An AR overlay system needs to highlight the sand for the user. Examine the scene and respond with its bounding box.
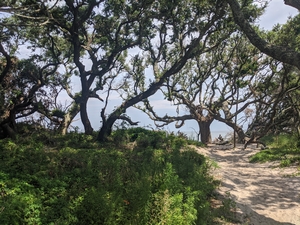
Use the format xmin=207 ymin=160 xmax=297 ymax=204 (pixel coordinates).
xmin=195 ymin=144 xmax=300 ymax=225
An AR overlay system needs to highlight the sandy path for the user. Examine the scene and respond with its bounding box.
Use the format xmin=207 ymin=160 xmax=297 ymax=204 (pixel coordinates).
xmin=196 ymin=144 xmax=300 ymax=225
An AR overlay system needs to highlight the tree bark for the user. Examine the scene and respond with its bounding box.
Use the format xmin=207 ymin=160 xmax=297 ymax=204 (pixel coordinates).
xmin=80 ymin=101 xmax=93 ymax=135
xmin=284 ymin=0 xmax=300 ymax=10
xmin=97 ymin=116 xmax=117 ymax=141
xmin=59 ymin=103 xmax=80 ymax=135
xmin=1 ymin=110 xmax=17 ymax=139
xmin=1 ymin=123 xmax=16 ymax=139
xmin=198 ymin=120 xmax=212 ymax=144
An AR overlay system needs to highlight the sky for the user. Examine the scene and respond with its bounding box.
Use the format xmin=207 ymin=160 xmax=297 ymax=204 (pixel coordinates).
xmin=49 ymin=1 xmax=300 ymax=139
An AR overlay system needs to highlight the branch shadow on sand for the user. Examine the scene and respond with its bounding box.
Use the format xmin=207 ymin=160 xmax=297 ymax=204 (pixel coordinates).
xmin=234 ymin=201 xmax=296 ymax=225
xmin=214 ymin=183 xmax=297 ymax=225
xmin=202 ymin=144 xmax=300 ymax=225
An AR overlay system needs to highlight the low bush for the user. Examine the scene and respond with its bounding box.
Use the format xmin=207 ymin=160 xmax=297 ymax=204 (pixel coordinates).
xmin=0 ymin=128 xmax=218 ymax=224
xmin=250 ymin=133 xmax=300 ymax=167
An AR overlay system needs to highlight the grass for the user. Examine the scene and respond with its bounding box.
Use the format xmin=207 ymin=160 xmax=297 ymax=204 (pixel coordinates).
xmin=0 ymin=127 xmax=235 ymax=224
xmin=249 ymin=133 xmax=300 ymax=167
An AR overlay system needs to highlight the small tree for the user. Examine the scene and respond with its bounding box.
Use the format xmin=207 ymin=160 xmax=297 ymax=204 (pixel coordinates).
xmin=0 ymin=1 xmax=78 ymax=137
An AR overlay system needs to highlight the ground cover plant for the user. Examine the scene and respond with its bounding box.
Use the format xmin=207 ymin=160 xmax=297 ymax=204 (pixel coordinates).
xmin=250 ymin=134 xmax=300 ymax=167
xmin=0 ymin=127 xmax=227 ymax=224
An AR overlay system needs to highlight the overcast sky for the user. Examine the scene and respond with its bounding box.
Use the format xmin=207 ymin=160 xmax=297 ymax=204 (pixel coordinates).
xmin=69 ymin=0 xmax=299 ymax=139
xmin=259 ymin=0 xmax=298 ymax=30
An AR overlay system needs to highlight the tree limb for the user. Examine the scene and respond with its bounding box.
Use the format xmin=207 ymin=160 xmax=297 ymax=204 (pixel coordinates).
xmin=140 ymin=99 xmax=194 ymax=128
xmin=226 ymin=0 xmax=300 ymax=70
xmin=284 ymin=0 xmax=300 ymax=10
xmin=118 ymin=115 xmax=139 ymax=126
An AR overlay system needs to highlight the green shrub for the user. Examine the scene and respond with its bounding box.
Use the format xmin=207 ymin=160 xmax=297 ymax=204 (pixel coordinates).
xmin=187 ymin=139 xmax=206 ymax=147
xmin=0 ymin=129 xmax=216 ymax=224
xmin=250 ymin=133 xmax=300 ymax=167
xmin=261 ymin=133 xmax=299 ymax=149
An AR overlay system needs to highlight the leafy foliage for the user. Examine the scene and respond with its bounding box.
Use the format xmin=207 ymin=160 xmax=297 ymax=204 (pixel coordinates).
xmin=0 ymin=128 xmax=221 ymax=224
xmin=250 ymin=134 xmax=300 ymax=167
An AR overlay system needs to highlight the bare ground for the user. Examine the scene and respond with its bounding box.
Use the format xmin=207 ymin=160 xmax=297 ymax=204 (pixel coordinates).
xmin=195 ymin=144 xmax=300 ymax=225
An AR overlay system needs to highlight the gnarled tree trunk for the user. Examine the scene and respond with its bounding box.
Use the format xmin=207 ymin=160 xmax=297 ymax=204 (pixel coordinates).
xmin=0 ymin=110 xmax=17 ymax=139
xmin=97 ymin=116 xmax=116 ymax=142
xmin=1 ymin=123 xmax=16 ymax=139
xmin=59 ymin=103 xmax=80 ymax=135
xmin=198 ymin=120 xmax=213 ymax=144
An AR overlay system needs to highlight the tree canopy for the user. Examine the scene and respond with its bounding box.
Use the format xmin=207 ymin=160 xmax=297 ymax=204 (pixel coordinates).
xmin=0 ymin=0 xmax=299 ymax=144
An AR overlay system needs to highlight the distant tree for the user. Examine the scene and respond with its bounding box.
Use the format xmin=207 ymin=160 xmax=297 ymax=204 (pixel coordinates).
xmin=5 ymin=0 xmax=298 ymax=144
xmin=241 ymin=10 xmax=300 ymax=142
xmin=115 ymin=0 xmax=239 ymax=143
xmin=246 ymin=63 xmax=300 ymax=142
xmin=1 ymin=0 xmax=233 ymax=140
xmin=0 ymin=2 xmax=75 ymax=137
xmin=0 ymin=54 xmax=60 ymax=138
xmin=139 ymin=33 xmax=266 ymax=145
xmin=211 ymin=45 xmax=300 ymax=147
xmin=141 ymin=1 xmax=300 ymax=145
xmin=94 ymin=0 xmax=235 ymax=141
xmin=0 ymin=0 xmax=148 ymax=135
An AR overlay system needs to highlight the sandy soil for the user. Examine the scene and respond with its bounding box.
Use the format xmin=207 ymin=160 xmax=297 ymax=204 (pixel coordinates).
xmin=195 ymin=144 xmax=300 ymax=225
